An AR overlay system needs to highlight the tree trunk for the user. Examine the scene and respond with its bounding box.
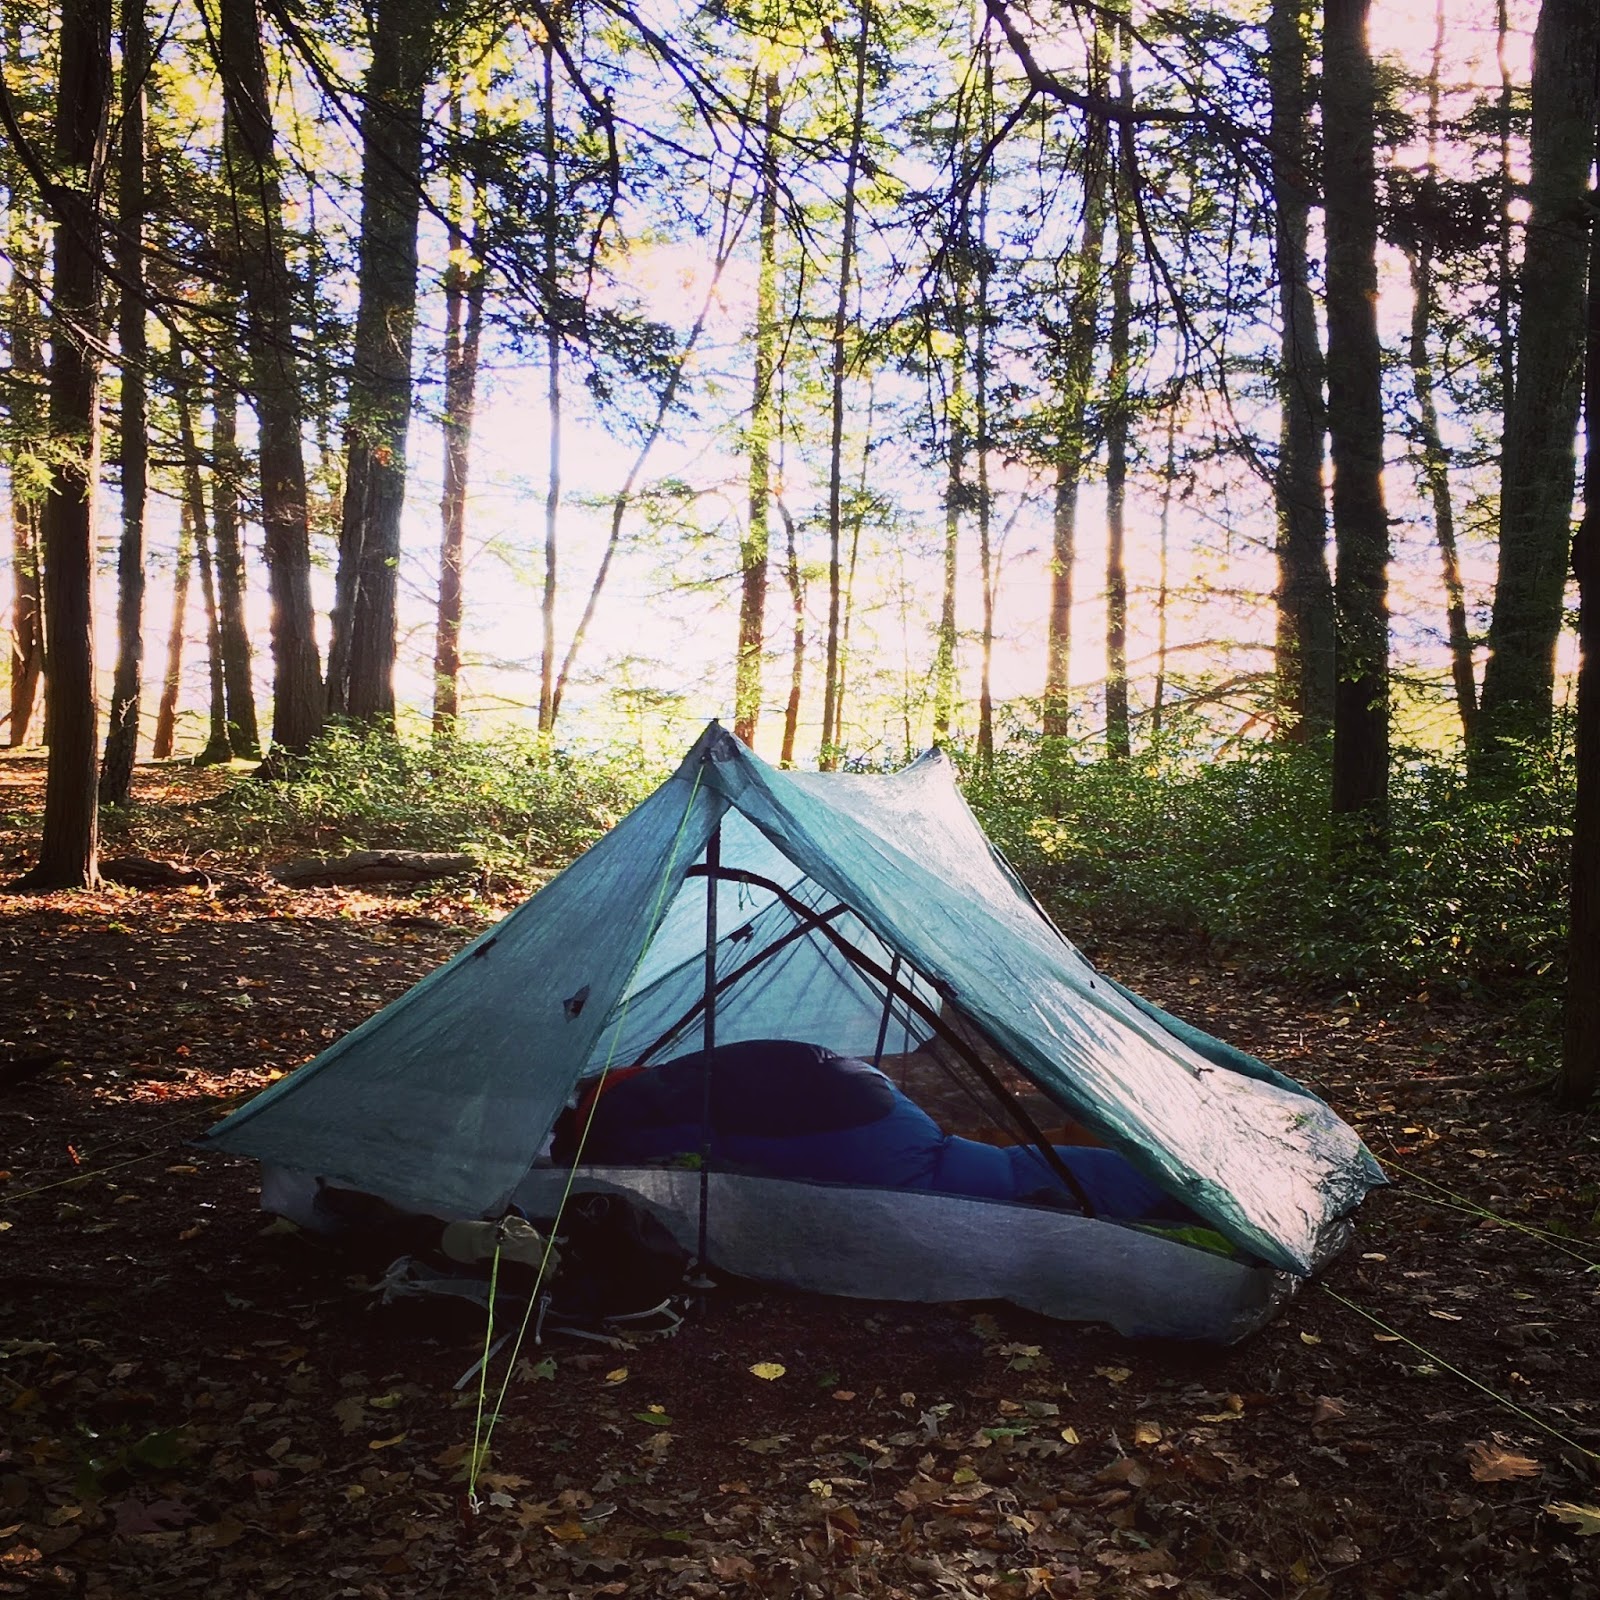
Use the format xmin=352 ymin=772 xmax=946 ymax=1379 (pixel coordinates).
xmin=538 ymin=33 xmax=561 ymax=735
xmin=331 ymin=0 xmax=436 ymax=726
xmin=180 ymin=373 xmax=232 ymax=764
xmin=778 ymin=495 xmax=803 ymax=768
xmin=1151 ymin=399 xmax=1179 ymax=739
xmin=210 ymin=372 xmax=259 ymax=757
xmin=735 ymin=70 xmax=780 ymax=748
xmin=1494 ymin=0 xmax=1516 ymax=425
xmin=819 ymin=0 xmax=871 ymax=770
xmin=152 ymin=494 xmax=195 ymax=761
xmin=975 ymin=43 xmax=996 ymax=770
xmin=833 ymin=389 xmax=875 ymax=753
xmin=100 ymin=0 xmax=148 ymax=806
xmin=1043 ymin=47 xmax=1111 ymax=740
xmin=1268 ymin=0 xmax=1335 ymax=741
xmin=432 ymin=88 xmax=486 ymax=739
xmin=1561 ymin=154 xmax=1600 ymax=1109
xmin=550 ymin=218 xmax=743 ymax=729
xmin=5 ymin=197 xmax=46 ymax=748
xmin=1103 ymin=62 xmax=1135 ymax=763
xmin=933 ymin=296 xmax=966 ymax=747
xmin=217 ymin=0 xmax=321 ymax=757
xmin=1476 ymin=0 xmax=1599 ymax=765
xmin=1323 ymin=0 xmax=1391 ymax=843
xmin=15 ymin=0 xmax=113 ymax=890
xmin=1405 ymin=1 xmax=1476 ymax=746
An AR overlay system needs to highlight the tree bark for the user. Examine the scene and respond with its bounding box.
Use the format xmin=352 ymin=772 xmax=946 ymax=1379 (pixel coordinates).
xmin=209 ymin=371 xmax=259 ymax=757
xmin=180 ymin=372 xmax=232 ymax=764
xmin=975 ymin=41 xmax=996 ymax=769
xmin=933 ymin=287 xmax=966 ymax=747
xmin=778 ymin=494 xmax=803 ymax=768
xmin=152 ymin=490 xmax=195 ymax=761
xmin=1043 ymin=45 xmax=1110 ymax=741
xmin=15 ymin=0 xmax=113 ymax=890
xmin=1476 ymin=0 xmax=1599 ymax=765
xmin=1151 ymin=398 xmax=1179 ymax=739
xmin=1103 ymin=61 xmax=1135 ymax=763
xmin=1268 ymin=0 xmax=1335 ymax=740
xmin=1405 ymin=0 xmax=1475 ymax=746
xmin=537 ymin=32 xmax=561 ymax=735
xmin=217 ymin=0 xmax=321 ymax=757
xmin=1323 ymin=0 xmax=1391 ymax=842
xmin=331 ymin=0 xmax=436 ymax=726
xmin=101 ymin=0 xmax=148 ymax=806
xmin=819 ymin=0 xmax=871 ymax=770
xmin=735 ymin=71 xmax=780 ymax=748
xmin=432 ymin=88 xmax=486 ymax=739
xmin=1559 ymin=103 xmax=1599 ymax=1109
xmin=5 ymin=197 xmax=46 ymax=748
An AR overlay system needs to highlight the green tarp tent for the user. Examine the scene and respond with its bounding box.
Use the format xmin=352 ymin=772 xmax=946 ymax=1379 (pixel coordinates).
xmin=202 ymin=724 xmax=1383 ymax=1340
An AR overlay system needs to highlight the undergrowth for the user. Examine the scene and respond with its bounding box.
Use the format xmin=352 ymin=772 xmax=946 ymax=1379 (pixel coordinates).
xmin=959 ymin=731 xmax=1571 ymax=1022
xmin=159 ymin=720 xmax=1569 ymax=1030
xmin=204 ymin=725 xmax=664 ymax=880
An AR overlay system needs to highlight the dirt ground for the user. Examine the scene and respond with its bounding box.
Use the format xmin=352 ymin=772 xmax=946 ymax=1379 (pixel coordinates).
xmin=1 ymin=756 xmax=1596 ymax=1599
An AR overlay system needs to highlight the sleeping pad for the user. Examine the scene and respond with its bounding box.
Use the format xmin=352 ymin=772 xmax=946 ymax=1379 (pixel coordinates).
xmin=551 ymin=1039 xmax=1194 ymax=1222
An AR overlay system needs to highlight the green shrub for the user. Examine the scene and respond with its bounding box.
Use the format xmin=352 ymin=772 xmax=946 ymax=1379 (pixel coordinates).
xmin=959 ymin=729 xmax=1571 ymax=1009
xmin=212 ymin=725 xmax=664 ymax=882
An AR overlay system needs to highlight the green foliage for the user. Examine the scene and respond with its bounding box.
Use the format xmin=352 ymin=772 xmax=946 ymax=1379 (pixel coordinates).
xmin=959 ymin=730 xmax=1571 ymax=1009
xmin=213 ymin=725 xmax=663 ymax=881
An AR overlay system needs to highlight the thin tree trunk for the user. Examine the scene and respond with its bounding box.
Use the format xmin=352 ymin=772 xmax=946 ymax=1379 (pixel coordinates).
xmin=1560 ymin=157 xmax=1600 ymax=1108
xmin=16 ymin=0 xmax=113 ymax=890
xmin=833 ymin=388 xmax=876 ymax=753
xmin=1043 ymin=44 xmax=1111 ymax=740
xmin=538 ymin=32 xmax=561 ymax=734
xmin=210 ymin=370 xmax=259 ymax=757
xmin=1405 ymin=0 xmax=1476 ymax=745
xmin=1475 ymin=0 xmax=1599 ymax=764
xmin=218 ymin=0 xmax=320 ymax=757
xmin=734 ymin=70 xmax=779 ymax=748
xmin=1323 ymin=0 xmax=1391 ymax=840
xmin=1103 ymin=53 xmax=1135 ymax=763
xmin=975 ymin=72 xmax=996 ymax=769
xmin=1494 ymin=0 xmax=1516 ymax=424
xmin=434 ymin=89 xmax=486 ymax=738
xmin=101 ymin=0 xmax=148 ymax=805
xmin=333 ymin=0 xmax=435 ymax=726
xmin=1269 ymin=0 xmax=1335 ymax=740
xmin=5 ymin=195 xmax=46 ymax=747
xmin=1151 ymin=398 xmax=1179 ymax=739
xmin=179 ymin=372 xmax=231 ymax=763
xmin=550 ymin=216 xmax=746 ymax=728
xmin=778 ymin=494 xmax=803 ymax=768
xmin=819 ymin=0 xmax=871 ymax=770
xmin=152 ymin=496 xmax=194 ymax=761
xmin=933 ymin=306 xmax=966 ymax=747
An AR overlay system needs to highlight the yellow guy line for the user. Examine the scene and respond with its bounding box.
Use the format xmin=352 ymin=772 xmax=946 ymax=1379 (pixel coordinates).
xmin=1320 ymin=1284 xmax=1600 ymax=1464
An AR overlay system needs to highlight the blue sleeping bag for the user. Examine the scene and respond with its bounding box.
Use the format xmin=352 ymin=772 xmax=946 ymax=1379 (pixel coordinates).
xmin=555 ymin=1039 xmax=1192 ymax=1222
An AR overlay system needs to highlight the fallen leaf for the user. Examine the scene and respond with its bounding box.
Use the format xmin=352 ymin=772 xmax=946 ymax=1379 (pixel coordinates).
xmin=749 ymin=1362 xmax=786 ymax=1381
xmin=1133 ymin=1421 xmax=1162 ymax=1447
xmin=1466 ymin=1442 xmax=1540 ymax=1483
xmin=1547 ymin=1502 xmax=1600 ymax=1536
xmin=604 ymin=1367 xmax=628 ymax=1385
xmin=368 ymin=1432 xmax=407 ymax=1450
xmin=1095 ymin=1367 xmax=1131 ymax=1385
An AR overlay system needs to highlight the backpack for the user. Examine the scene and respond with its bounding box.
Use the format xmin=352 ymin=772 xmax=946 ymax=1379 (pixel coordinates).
xmin=544 ymin=1191 xmax=691 ymax=1322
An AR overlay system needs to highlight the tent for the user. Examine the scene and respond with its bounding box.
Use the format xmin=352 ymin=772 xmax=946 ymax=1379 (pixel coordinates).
xmin=201 ymin=723 xmax=1384 ymax=1341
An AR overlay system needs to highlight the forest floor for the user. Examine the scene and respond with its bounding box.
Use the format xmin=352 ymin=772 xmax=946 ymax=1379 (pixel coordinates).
xmin=0 ymin=755 xmax=1597 ymax=1600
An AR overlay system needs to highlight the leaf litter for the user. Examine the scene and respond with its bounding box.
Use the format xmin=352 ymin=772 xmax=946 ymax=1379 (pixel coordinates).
xmin=0 ymin=760 xmax=1596 ymax=1597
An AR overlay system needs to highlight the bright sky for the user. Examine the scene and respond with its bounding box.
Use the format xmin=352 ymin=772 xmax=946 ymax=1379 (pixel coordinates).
xmin=43 ymin=0 xmax=1562 ymax=765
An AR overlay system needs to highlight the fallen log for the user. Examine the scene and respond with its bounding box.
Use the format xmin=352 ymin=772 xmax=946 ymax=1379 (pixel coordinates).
xmin=101 ymin=856 xmax=214 ymax=890
xmin=273 ymin=850 xmax=477 ymax=888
